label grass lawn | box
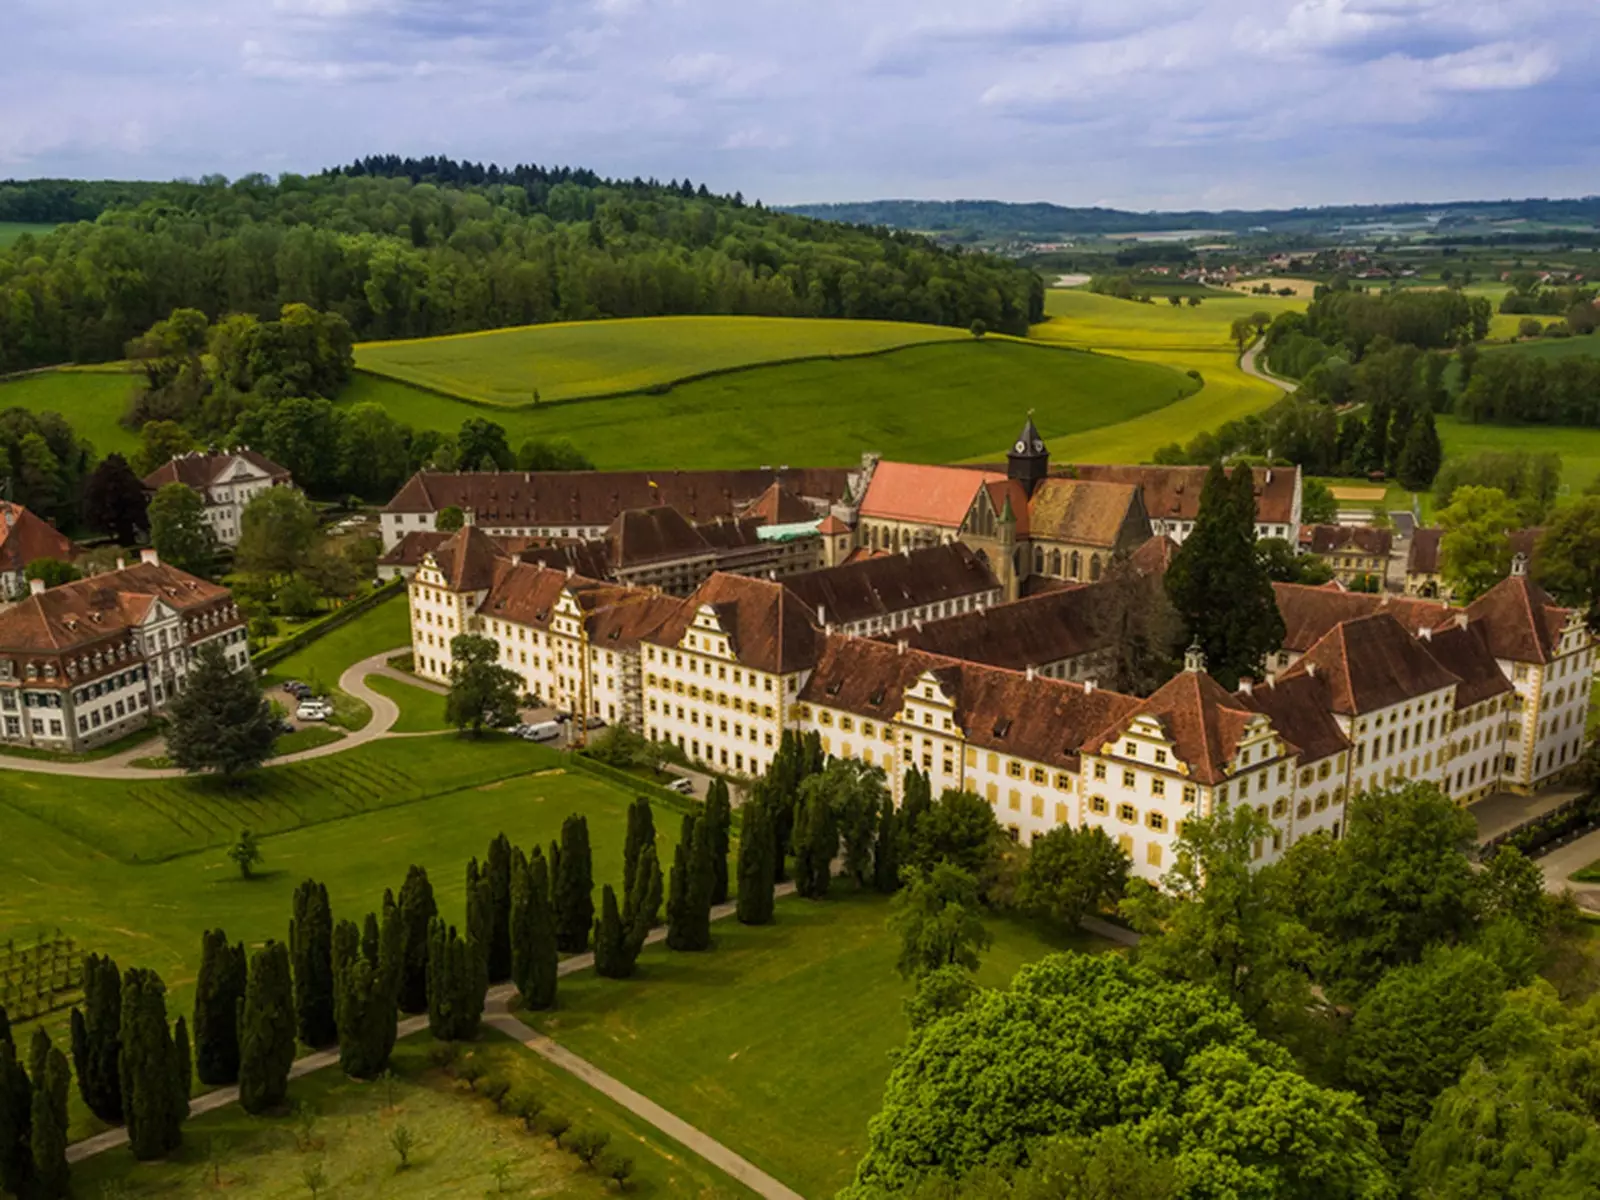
[1437,414,1600,492]
[1571,861,1600,883]
[0,221,58,247]
[272,725,346,755]
[366,672,451,731]
[530,887,1113,1199]
[73,1033,752,1199]
[260,592,412,693]
[0,367,139,453]
[344,339,1193,469]
[1027,288,1304,464]
[356,315,970,406]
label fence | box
[0,931,84,1022]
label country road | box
[1240,336,1295,392]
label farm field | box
[366,672,452,731]
[0,221,57,246]
[1026,287,1303,463]
[356,315,970,405]
[72,1033,751,1199]
[1437,414,1600,492]
[344,338,1194,468]
[0,366,138,452]
[1482,334,1600,363]
[533,888,1112,1199]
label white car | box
[296,700,333,722]
[665,777,695,795]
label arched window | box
[1090,554,1102,581]
[1050,549,1062,576]
[1070,550,1080,578]
[1033,547,1044,574]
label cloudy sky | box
[4,0,1595,210]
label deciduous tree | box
[1536,495,1600,632]
[444,634,521,735]
[84,452,150,544]
[147,482,217,577]
[1017,825,1129,930]
[890,864,991,980]
[236,486,320,580]
[1437,485,1520,600]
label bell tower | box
[1007,413,1049,498]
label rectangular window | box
[1093,762,1106,780]
[1117,802,1137,823]
[1090,795,1108,815]
[1122,769,1136,789]
[1151,778,1165,797]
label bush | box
[507,1087,544,1131]
[543,1110,572,1146]
[479,1075,512,1108]
[598,1150,635,1190]
[568,1127,611,1166]
[426,1041,458,1070]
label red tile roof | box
[1085,669,1259,785]
[425,525,510,592]
[1235,675,1350,764]
[1280,612,1461,715]
[654,572,824,675]
[0,502,78,575]
[0,561,234,656]
[816,515,852,536]
[859,462,1004,527]
[1026,478,1145,548]
[1302,524,1393,558]
[141,449,291,493]
[781,543,998,629]
[605,506,715,568]
[1072,464,1299,526]
[1465,574,1568,665]
[895,583,1101,671]
[1419,622,1512,708]
[1407,527,1443,575]
[1273,582,1450,653]
[740,481,816,526]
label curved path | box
[0,649,415,780]
[1239,336,1295,392]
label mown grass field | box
[344,338,1194,468]
[0,366,138,452]
[532,887,1112,1199]
[73,1033,751,1199]
[259,591,412,693]
[1027,288,1301,463]
[1482,334,1600,363]
[366,672,452,731]
[357,315,971,406]
[0,221,57,247]
[1437,414,1600,492]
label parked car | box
[296,700,333,722]
[283,681,312,699]
[585,716,606,730]
[665,777,695,795]
[520,720,563,744]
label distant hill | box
[780,197,1600,244]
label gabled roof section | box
[141,449,291,492]
[859,462,1005,528]
[1072,464,1298,526]
[1273,582,1449,653]
[1407,527,1443,575]
[479,563,614,628]
[1420,622,1513,708]
[1466,574,1567,665]
[816,515,851,536]
[1302,523,1392,557]
[378,530,452,570]
[1025,478,1143,548]
[517,539,614,580]
[656,572,823,675]
[1085,669,1259,786]
[428,525,510,592]
[0,502,78,574]
[781,543,998,628]
[800,636,948,720]
[1128,534,1180,577]
[894,583,1102,671]
[585,592,687,649]
[1235,675,1349,764]
[605,506,713,568]
[982,480,1031,537]
[0,561,232,654]
[1281,612,1460,715]
[741,481,815,526]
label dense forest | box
[0,157,1044,373]
[1263,286,1491,376]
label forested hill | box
[0,158,1043,373]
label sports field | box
[345,338,1195,468]
[533,888,1111,1199]
[0,367,138,453]
[356,316,970,405]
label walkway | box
[1536,826,1600,909]
[0,649,412,780]
[1470,787,1584,844]
[1239,337,1295,392]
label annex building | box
[0,501,78,601]
[142,449,293,547]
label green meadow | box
[0,221,57,247]
[0,367,139,452]
[1482,334,1600,363]
[356,315,970,405]
[1437,413,1600,492]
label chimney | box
[29,577,45,596]
[464,507,476,528]
[1026,665,1036,682]
[140,548,160,567]
[1084,679,1096,694]
[115,556,126,571]
[565,566,575,579]
[1238,676,1253,695]
[912,619,923,632]
[1304,661,1316,677]
[1418,626,1432,642]
[1511,552,1529,578]
[817,604,826,628]
[896,639,907,655]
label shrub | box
[543,1110,572,1146]
[507,1087,544,1131]
[479,1075,512,1108]
[599,1150,635,1190]
[456,1055,485,1085]
[426,1042,458,1070]
[568,1127,611,1166]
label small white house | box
[142,449,294,546]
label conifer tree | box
[332,908,401,1078]
[592,886,631,979]
[666,814,696,950]
[426,921,487,1041]
[165,641,278,776]
[553,815,594,954]
[667,814,714,950]
[792,786,838,900]
[766,734,801,882]
[238,941,296,1115]
[289,879,337,1048]
[704,780,732,905]
[173,1016,191,1112]
[1397,406,1443,491]
[29,1039,69,1200]
[362,908,381,967]
[194,929,247,1085]
[0,1007,31,1199]
[69,951,123,1123]
[118,969,188,1160]
[485,833,513,981]
[736,798,776,926]
[625,843,664,955]
[395,865,437,1014]
[511,847,558,1010]
[466,865,494,981]
[900,768,932,853]
[622,797,656,906]
[873,802,901,894]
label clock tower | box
[1007,414,1049,498]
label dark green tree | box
[553,814,594,954]
[444,633,521,735]
[426,921,487,1041]
[238,941,296,1115]
[83,451,150,544]
[194,929,247,1085]
[872,802,900,894]
[484,833,514,982]
[1016,825,1129,930]
[289,879,337,1048]
[704,780,733,905]
[592,886,631,979]
[395,865,437,1014]
[889,864,992,980]
[1164,464,1284,689]
[332,905,401,1078]
[899,769,933,853]
[0,1007,32,1197]
[667,814,714,950]
[1396,406,1443,491]
[624,843,663,956]
[29,1038,69,1200]
[622,797,656,906]
[907,789,1000,881]
[511,847,559,1010]
[166,642,279,776]
[69,951,123,1124]
[792,784,838,900]
[118,968,189,1160]
[147,482,217,576]
[736,797,777,925]
[236,486,320,581]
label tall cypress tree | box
[592,886,630,979]
[426,921,487,1041]
[792,787,837,900]
[0,1007,31,1199]
[1396,406,1443,491]
[118,969,187,1160]
[1164,464,1284,690]
[29,1040,69,1200]
[69,951,123,1123]
[466,867,494,983]
[395,865,437,1014]
[873,802,901,894]
[238,941,296,1115]
[485,833,513,981]
[736,798,776,926]
[899,768,932,853]
[194,929,247,1085]
[704,780,732,906]
[667,814,713,950]
[512,847,558,1010]
[766,735,799,882]
[625,843,663,955]
[289,880,337,1048]
[666,814,696,950]
[553,815,594,954]
[333,908,401,1078]
[622,797,656,907]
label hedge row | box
[253,578,407,670]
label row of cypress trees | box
[0,1010,74,1198]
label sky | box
[3,0,1596,210]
